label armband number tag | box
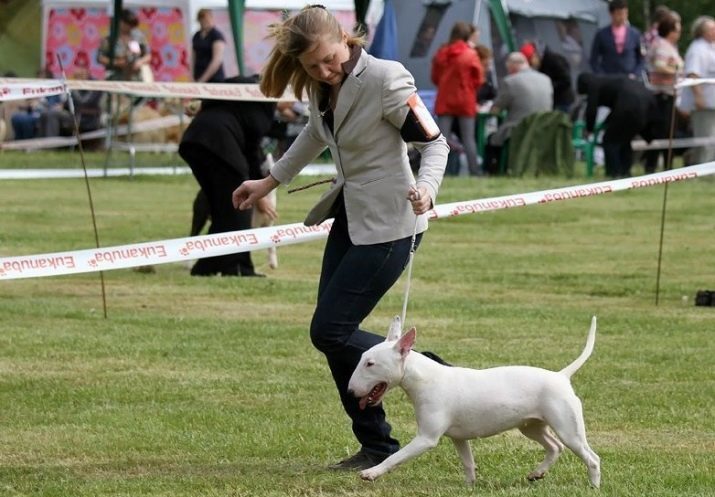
[407,93,440,140]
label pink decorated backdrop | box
[45,7,355,82]
[45,7,190,82]
[213,9,356,77]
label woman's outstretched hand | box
[232,175,279,211]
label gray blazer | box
[491,68,553,146]
[270,49,449,245]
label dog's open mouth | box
[358,382,387,410]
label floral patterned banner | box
[46,7,189,82]
[45,6,355,82]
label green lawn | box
[0,150,713,496]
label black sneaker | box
[328,450,388,470]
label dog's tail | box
[559,316,597,378]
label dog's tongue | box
[358,396,369,410]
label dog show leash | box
[284,177,420,326]
[400,186,421,327]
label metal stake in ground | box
[57,56,108,318]
[654,81,679,306]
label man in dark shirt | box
[577,73,657,178]
[521,42,575,114]
[192,9,226,82]
[180,75,277,276]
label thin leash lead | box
[400,187,421,327]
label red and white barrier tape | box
[0,79,67,101]
[1,162,713,281]
[429,162,713,220]
[2,76,712,103]
[0,78,294,102]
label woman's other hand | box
[407,185,431,215]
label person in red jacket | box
[431,22,485,176]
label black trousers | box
[602,140,634,179]
[643,93,674,174]
[309,200,421,457]
[181,144,255,276]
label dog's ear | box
[396,327,416,358]
[386,315,402,342]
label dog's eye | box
[366,360,375,367]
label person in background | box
[231,5,448,471]
[10,99,40,140]
[483,52,553,174]
[475,44,497,104]
[67,63,103,133]
[431,21,484,176]
[680,16,715,164]
[521,42,575,114]
[643,5,672,52]
[179,75,277,277]
[1,71,21,141]
[590,0,644,79]
[577,72,658,178]
[36,92,70,138]
[192,9,227,83]
[644,11,684,173]
[97,9,151,81]
[558,18,585,69]
[11,68,62,139]
[34,64,103,139]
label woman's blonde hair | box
[260,5,365,99]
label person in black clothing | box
[192,9,226,82]
[577,73,658,178]
[179,75,276,276]
[521,42,575,114]
[475,44,497,103]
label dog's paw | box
[268,249,278,270]
[527,471,545,482]
[359,468,381,481]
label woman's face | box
[119,20,132,35]
[669,22,682,43]
[298,33,350,86]
[199,14,214,31]
[704,20,715,42]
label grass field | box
[0,150,713,496]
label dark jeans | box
[310,200,422,457]
[643,93,692,174]
[11,112,38,140]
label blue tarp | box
[369,0,398,61]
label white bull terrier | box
[347,316,600,487]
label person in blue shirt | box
[590,0,644,79]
